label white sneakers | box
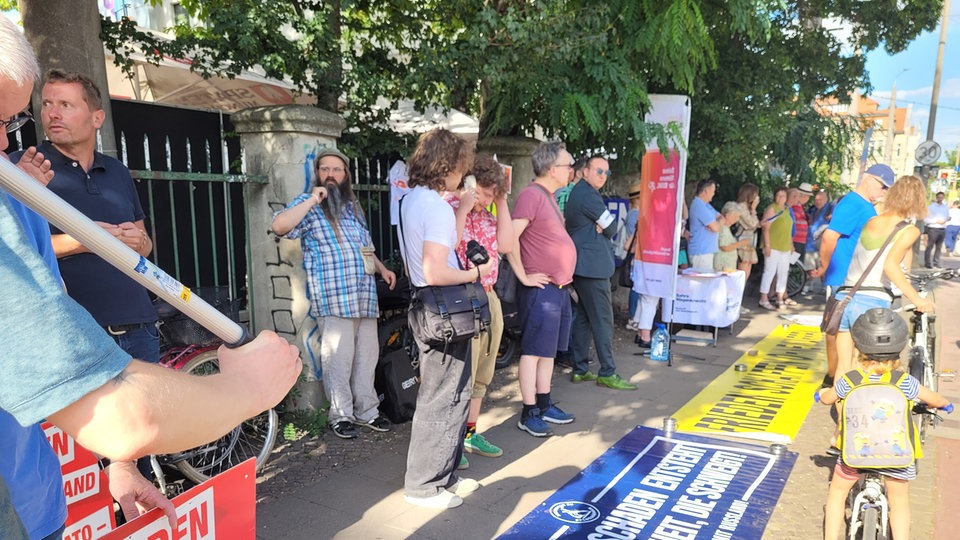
[404,477,481,509]
[447,478,480,496]
[405,490,463,509]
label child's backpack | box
[840,369,921,468]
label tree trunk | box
[19,0,118,158]
[316,0,342,112]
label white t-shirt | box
[398,186,459,287]
[948,207,960,226]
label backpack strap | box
[842,370,863,388]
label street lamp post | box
[922,0,952,182]
[885,69,908,170]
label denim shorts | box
[835,291,891,332]
[518,283,572,358]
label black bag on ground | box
[374,347,420,424]
[408,283,491,346]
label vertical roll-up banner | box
[632,95,692,314]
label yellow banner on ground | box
[673,324,826,444]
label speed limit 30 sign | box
[916,140,942,165]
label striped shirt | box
[791,205,808,244]
[834,370,919,401]
[279,194,378,318]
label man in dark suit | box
[566,155,636,390]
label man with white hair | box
[0,16,301,536]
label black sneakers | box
[331,421,359,439]
[357,415,392,432]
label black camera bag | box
[408,283,490,346]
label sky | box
[865,10,960,164]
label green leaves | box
[100,0,939,179]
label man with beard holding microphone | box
[272,147,397,439]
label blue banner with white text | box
[498,426,797,540]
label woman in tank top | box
[758,186,794,310]
[833,175,933,377]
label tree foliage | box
[98,0,943,179]
[683,0,942,192]
[100,0,773,158]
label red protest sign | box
[42,422,116,537]
[102,458,256,540]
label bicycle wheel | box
[926,314,938,393]
[495,333,518,370]
[174,350,279,484]
[787,261,807,298]
[908,344,932,445]
[860,506,880,540]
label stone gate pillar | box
[232,105,346,410]
[477,136,540,205]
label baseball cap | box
[798,182,813,194]
[864,164,895,188]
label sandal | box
[759,300,777,311]
[782,298,799,307]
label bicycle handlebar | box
[906,268,958,286]
[817,391,953,415]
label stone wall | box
[233,105,346,410]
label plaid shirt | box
[279,194,378,318]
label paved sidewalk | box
[255,270,958,539]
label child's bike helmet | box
[850,307,908,360]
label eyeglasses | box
[1,110,32,134]
[317,166,345,174]
[871,176,889,190]
[594,168,611,176]
[553,162,574,169]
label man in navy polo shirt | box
[38,70,160,364]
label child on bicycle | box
[815,307,953,540]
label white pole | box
[0,158,248,346]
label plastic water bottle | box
[651,323,670,362]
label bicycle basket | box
[159,286,242,346]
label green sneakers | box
[458,454,469,470]
[596,373,637,391]
[464,432,503,457]
[463,433,503,457]
[571,371,599,383]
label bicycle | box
[149,289,278,495]
[846,470,889,540]
[843,402,950,540]
[744,251,808,300]
[899,268,957,443]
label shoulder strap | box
[398,195,414,268]
[533,182,566,224]
[889,370,907,386]
[846,221,908,297]
[843,370,863,387]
